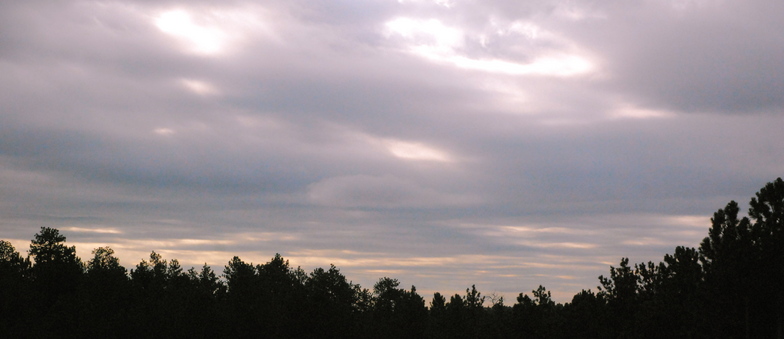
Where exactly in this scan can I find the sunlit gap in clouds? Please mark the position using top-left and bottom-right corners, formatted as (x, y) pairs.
(351, 130), (456, 163)
(180, 79), (220, 96)
(608, 103), (675, 120)
(444, 223), (600, 253)
(155, 10), (228, 55)
(62, 226), (123, 234)
(283, 250), (607, 299)
(384, 139), (452, 162)
(467, 224), (600, 250)
(383, 17), (594, 76)
(284, 250), (581, 271)
(153, 7), (269, 56)
(154, 128), (175, 136)
(397, 0), (455, 8)
(67, 231), (302, 271)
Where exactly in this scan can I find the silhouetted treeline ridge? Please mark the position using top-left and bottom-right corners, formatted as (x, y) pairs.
(2, 178), (784, 338)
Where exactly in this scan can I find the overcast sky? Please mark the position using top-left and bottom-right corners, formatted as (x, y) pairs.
(2, 0), (783, 302)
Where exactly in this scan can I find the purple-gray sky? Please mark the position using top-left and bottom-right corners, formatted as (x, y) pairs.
(2, 0), (783, 302)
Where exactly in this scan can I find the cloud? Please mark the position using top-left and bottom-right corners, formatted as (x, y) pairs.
(383, 15), (594, 76)
(155, 10), (228, 55)
(1, 0), (783, 302)
(557, 0), (784, 114)
(383, 139), (453, 162)
(308, 175), (477, 209)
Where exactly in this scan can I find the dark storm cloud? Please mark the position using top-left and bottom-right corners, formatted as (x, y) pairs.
(1, 0), (783, 301)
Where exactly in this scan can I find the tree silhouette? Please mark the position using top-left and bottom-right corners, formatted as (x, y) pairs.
(79, 246), (130, 334)
(748, 178), (784, 337)
(485, 293), (513, 339)
(463, 285), (486, 338)
(512, 285), (563, 338)
(256, 253), (308, 338)
(29, 227), (84, 298)
(304, 264), (360, 337)
(0, 240), (31, 334)
(699, 178), (784, 338)
(562, 289), (607, 338)
(426, 292), (449, 338)
(185, 264), (226, 337)
(189, 263), (225, 298)
(223, 256), (261, 337)
(27, 227), (84, 336)
(371, 277), (427, 338)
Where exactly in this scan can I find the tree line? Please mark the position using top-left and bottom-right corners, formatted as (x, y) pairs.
(2, 178), (784, 338)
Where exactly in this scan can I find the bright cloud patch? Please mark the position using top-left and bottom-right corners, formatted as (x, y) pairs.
(396, 0), (455, 8)
(445, 53), (592, 76)
(384, 139), (451, 162)
(610, 104), (675, 119)
(180, 79), (219, 95)
(62, 227), (122, 234)
(154, 128), (175, 136)
(385, 17), (463, 51)
(155, 10), (228, 55)
(384, 17), (593, 76)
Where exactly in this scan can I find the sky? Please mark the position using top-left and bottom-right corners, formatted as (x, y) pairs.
(1, 0), (783, 302)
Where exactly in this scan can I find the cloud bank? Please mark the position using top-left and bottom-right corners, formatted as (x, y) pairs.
(1, 0), (782, 301)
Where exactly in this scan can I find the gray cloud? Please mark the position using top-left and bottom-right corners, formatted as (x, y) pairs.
(308, 174), (478, 208)
(1, 0), (782, 301)
(557, 0), (784, 114)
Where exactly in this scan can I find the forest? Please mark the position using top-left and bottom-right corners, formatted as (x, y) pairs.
(2, 178), (784, 338)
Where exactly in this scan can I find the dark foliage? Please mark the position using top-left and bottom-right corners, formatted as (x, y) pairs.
(2, 178), (784, 338)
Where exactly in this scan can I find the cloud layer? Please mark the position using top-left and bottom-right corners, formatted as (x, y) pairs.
(1, 0), (783, 301)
